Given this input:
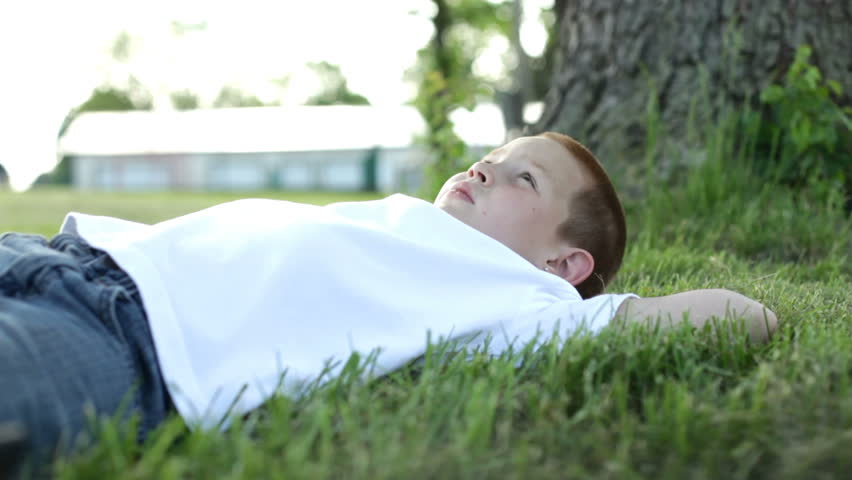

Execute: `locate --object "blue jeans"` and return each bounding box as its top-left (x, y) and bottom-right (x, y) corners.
top-left (0, 232), bottom-right (171, 465)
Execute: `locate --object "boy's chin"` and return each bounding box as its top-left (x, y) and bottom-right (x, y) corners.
top-left (435, 201), bottom-right (472, 225)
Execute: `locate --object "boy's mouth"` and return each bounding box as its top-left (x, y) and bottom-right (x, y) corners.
top-left (448, 183), bottom-right (475, 204)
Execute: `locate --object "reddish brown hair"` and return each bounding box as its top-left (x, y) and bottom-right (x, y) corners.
top-left (538, 132), bottom-right (627, 298)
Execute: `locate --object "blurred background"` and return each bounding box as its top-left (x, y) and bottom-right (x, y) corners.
top-left (0, 0), bottom-right (551, 194)
top-left (1, 3), bottom-right (850, 475)
top-left (0, 0), bottom-right (849, 217)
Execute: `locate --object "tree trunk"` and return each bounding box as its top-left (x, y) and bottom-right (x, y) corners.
top-left (532, 0), bottom-right (851, 168)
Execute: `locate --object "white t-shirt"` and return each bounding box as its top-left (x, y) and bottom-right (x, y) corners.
top-left (61, 194), bottom-right (635, 428)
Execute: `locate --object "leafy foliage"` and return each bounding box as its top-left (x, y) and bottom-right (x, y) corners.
top-left (410, 0), bottom-right (560, 199)
top-left (58, 83), bottom-right (153, 139)
top-left (32, 157), bottom-right (72, 187)
top-left (212, 85), bottom-right (266, 108)
top-left (412, 68), bottom-right (479, 198)
top-left (758, 45), bottom-right (851, 195)
top-left (411, 0), bottom-right (512, 199)
top-left (74, 87), bottom-right (145, 112)
top-left (305, 62), bottom-right (370, 106)
top-left (170, 90), bottom-right (201, 111)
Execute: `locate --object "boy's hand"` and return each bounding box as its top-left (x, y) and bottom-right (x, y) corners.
top-left (614, 289), bottom-right (779, 344)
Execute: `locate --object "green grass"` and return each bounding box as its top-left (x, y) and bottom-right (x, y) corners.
top-left (0, 188), bottom-right (385, 236)
top-left (4, 141), bottom-right (851, 478)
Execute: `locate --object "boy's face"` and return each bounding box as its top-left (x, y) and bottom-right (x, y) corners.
top-left (434, 136), bottom-right (592, 265)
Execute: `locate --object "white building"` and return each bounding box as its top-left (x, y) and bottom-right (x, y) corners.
top-left (58, 105), bottom-right (505, 193)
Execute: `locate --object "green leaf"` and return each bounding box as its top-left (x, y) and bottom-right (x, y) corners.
top-left (825, 80), bottom-right (841, 95)
top-left (760, 85), bottom-right (784, 104)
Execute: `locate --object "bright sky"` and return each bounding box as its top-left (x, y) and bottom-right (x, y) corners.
top-left (0, 0), bottom-right (551, 191)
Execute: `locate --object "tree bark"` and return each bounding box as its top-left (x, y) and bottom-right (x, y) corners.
top-left (532, 0), bottom-right (851, 167)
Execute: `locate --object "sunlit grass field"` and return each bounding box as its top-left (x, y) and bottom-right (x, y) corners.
top-left (0, 188), bottom-right (385, 236)
top-left (2, 151), bottom-right (850, 479)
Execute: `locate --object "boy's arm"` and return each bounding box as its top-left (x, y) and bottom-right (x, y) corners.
top-left (613, 289), bottom-right (779, 344)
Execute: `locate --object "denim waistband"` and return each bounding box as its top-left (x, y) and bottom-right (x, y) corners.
top-left (51, 233), bottom-right (140, 298)
top-left (0, 232), bottom-right (138, 301)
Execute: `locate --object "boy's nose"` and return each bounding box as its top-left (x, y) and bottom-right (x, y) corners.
top-left (468, 162), bottom-right (493, 186)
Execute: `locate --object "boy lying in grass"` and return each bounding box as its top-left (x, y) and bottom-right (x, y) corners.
top-left (0, 132), bottom-right (777, 467)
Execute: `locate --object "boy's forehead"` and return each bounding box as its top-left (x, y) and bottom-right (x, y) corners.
top-left (493, 136), bottom-right (560, 158)
top-left (494, 136), bottom-right (592, 190)
top-left (490, 136), bottom-right (538, 154)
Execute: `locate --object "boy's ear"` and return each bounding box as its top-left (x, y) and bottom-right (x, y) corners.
top-left (548, 247), bottom-right (594, 287)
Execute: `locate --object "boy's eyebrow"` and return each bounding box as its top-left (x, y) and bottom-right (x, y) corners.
top-left (530, 159), bottom-right (552, 180)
